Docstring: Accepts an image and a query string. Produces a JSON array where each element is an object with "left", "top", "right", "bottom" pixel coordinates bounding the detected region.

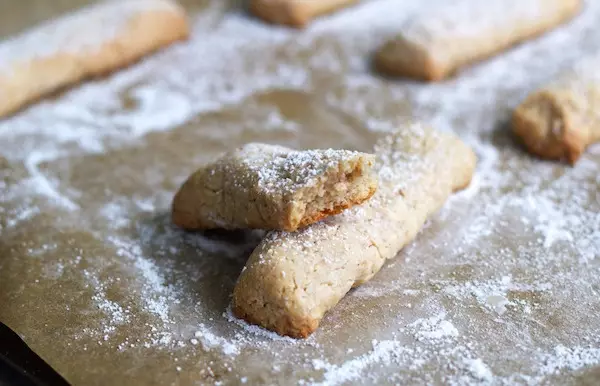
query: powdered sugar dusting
[
  {"left": 0, "top": 0, "right": 184, "bottom": 73},
  {"left": 175, "top": 143, "right": 374, "bottom": 230},
  {"left": 309, "top": 340, "right": 409, "bottom": 386},
  {"left": 399, "top": 0, "right": 548, "bottom": 45},
  {"left": 194, "top": 324, "right": 240, "bottom": 356},
  {"left": 541, "top": 346, "right": 600, "bottom": 376},
  {"left": 1, "top": 0, "right": 600, "bottom": 384},
  {"left": 234, "top": 144, "right": 372, "bottom": 195},
  {"left": 407, "top": 312, "right": 460, "bottom": 342},
  {"left": 464, "top": 358, "right": 494, "bottom": 382}
]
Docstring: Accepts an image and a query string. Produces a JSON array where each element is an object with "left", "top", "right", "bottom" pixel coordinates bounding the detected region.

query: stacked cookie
[
  {"left": 0, "top": 0, "right": 597, "bottom": 339},
  {"left": 172, "top": 125, "right": 477, "bottom": 338}
]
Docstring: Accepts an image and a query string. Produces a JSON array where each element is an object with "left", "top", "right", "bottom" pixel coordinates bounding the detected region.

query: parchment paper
[{"left": 1, "top": 1, "right": 599, "bottom": 385}]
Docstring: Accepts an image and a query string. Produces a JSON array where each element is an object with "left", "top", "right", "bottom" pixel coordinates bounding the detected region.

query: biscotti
[
  {"left": 232, "top": 124, "right": 477, "bottom": 338},
  {"left": 374, "top": 0, "right": 581, "bottom": 81},
  {"left": 513, "top": 56, "right": 600, "bottom": 165},
  {"left": 172, "top": 144, "right": 377, "bottom": 232},
  {"left": 249, "top": 0, "right": 357, "bottom": 28},
  {"left": 0, "top": 0, "right": 189, "bottom": 118}
]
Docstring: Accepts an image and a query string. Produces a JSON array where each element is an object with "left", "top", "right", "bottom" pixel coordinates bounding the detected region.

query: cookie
[
  {"left": 374, "top": 0, "right": 581, "bottom": 81},
  {"left": 232, "top": 124, "right": 477, "bottom": 338},
  {"left": 172, "top": 144, "right": 377, "bottom": 232},
  {"left": 513, "top": 56, "right": 600, "bottom": 165},
  {"left": 0, "top": 0, "right": 189, "bottom": 118},
  {"left": 249, "top": 0, "right": 357, "bottom": 28}
]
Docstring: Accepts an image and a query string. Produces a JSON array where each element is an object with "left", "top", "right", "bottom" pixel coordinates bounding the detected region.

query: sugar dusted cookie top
[
  {"left": 401, "top": 0, "right": 546, "bottom": 46},
  {"left": 232, "top": 125, "right": 477, "bottom": 338},
  {"left": 0, "top": 0, "right": 186, "bottom": 72},
  {"left": 172, "top": 143, "right": 377, "bottom": 232},
  {"left": 236, "top": 143, "right": 373, "bottom": 195}
]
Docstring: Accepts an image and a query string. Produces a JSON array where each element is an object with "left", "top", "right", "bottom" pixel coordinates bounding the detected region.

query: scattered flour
[
  {"left": 540, "top": 345, "right": 600, "bottom": 376},
  {"left": 310, "top": 340, "right": 408, "bottom": 386},
  {"left": 442, "top": 276, "right": 554, "bottom": 315},
  {"left": 194, "top": 324, "right": 240, "bottom": 357},
  {"left": 24, "top": 150, "right": 79, "bottom": 211},
  {"left": 1, "top": 0, "right": 600, "bottom": 385},
  {"left": 464, "top": 358, "right": 494, "bottom": 382},
  {"left": 109, "top": 235, "right": 175, "bottom": 326},
  {"left": 4, "top": 205, "right": 40, "bottom": 228},
  {"left": 91, "top": 291, "right": 131, "bottom": 334}
]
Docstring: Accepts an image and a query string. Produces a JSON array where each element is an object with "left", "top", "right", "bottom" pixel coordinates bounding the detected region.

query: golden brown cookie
[
  {"left": 172, "top": 144, "right": 377, "bottom": 232},
  {"left": 513, "top": 57, "right": 600, "bottom": 165},
  {"left": 375, "top": 0, "right": 581, "bottom": 81},
  {"left": 232, "top": 124, "right": 477, "bottom": 338},
  {"left": 0, "top": 0, "right": 189, "bottom": 118}
]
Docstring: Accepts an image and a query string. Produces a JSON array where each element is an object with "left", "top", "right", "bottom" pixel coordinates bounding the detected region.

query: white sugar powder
[
  {"left": 464, "top": 358, "right": 494, "bottom": 382},
  {"left": 0, "top": 0, "right": 185, "bottom": 73},
  {"left": 311, "top": 340, "right": 408, "bottom": 386},
  {"left": 541, "top": 346, "right": 600, "bottom": 375},
  {"left": 1, "top": 0, "right": 600, "bottom": 384},
  {"left": 407, "top": 313, "right": 460, "bottom": 342},
  {"left": 194, "top": 324, "right": 240, "bottom": 357}
]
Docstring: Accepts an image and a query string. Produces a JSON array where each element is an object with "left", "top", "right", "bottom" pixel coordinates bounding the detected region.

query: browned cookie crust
[
  {"left": 232, "top": 124, "right": 477, "bottom": 338},
  {"left": 172, "top": 144, "right": 377, "bottom": 232},
  {"left": 249, "top": 0, "right": 357, "bottom": 28},
  {"left": 513, "top": 57, "right": 600, "bottom": 164},
  {"left": 0, "top": 0, "right": 189, "bottom": 118}
]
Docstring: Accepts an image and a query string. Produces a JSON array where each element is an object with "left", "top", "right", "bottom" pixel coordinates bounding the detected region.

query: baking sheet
[{"left": 1, "top": 0, "right": 599, "bottom": 385}]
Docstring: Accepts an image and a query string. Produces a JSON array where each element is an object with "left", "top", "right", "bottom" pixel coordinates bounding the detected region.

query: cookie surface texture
[
  {"left": 375, "top": 0, "right": 581, "bottom": 81},
  {"left": 232, "top": 124, "right": 477, "bottom": 338},
  {"left": 172, "top": 144, "right": 377, "bottom": 232},
  {"left": 0, "top": 0, "right": 189, "bottom": 117}
]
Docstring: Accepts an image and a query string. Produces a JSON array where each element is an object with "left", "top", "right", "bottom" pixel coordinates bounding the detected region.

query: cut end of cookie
[
  {"left": 373, "top": 37, "right": 444, "bottom": 82},
  {"left": 231, "top": 127, "right": 478, "bottom": 339},
  {"left": 283, "top": 153, "right": 377, "bottom": 232},
  {"left": 512, "top": 90, "right": 585, "bottom": 165}
]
